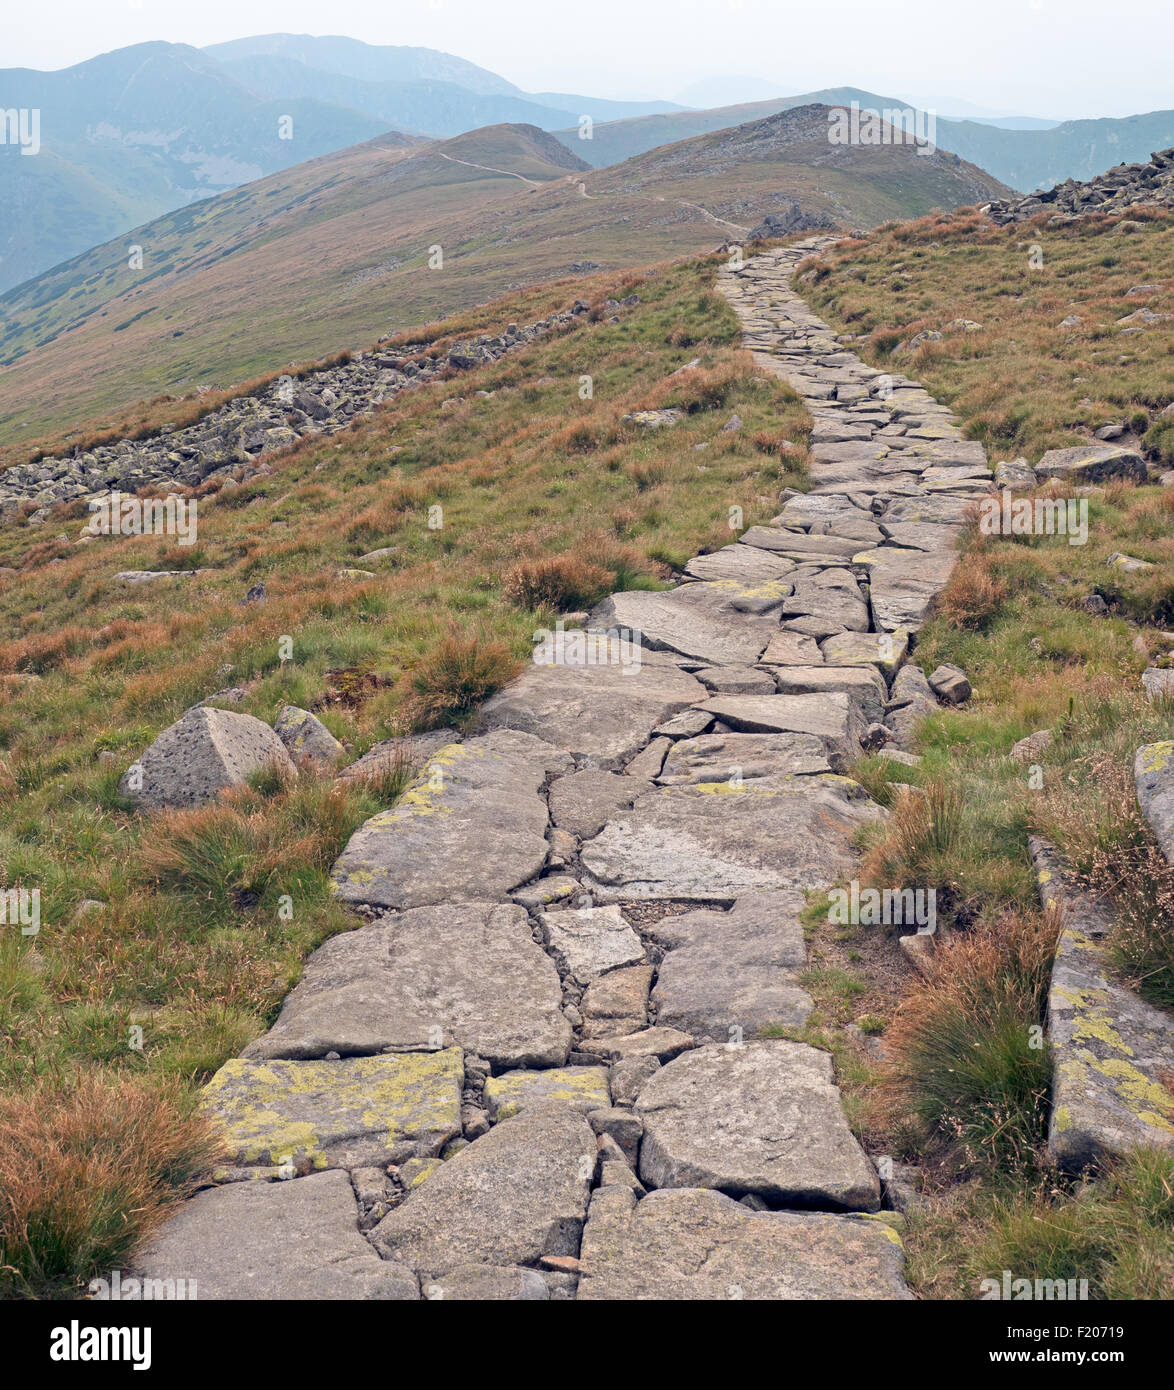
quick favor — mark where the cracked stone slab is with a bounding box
[759,629,824,666]
[696,692,864,768]
[577,1187,910,1300]
[852,546,958,631]
[657,730,829,786]
[588,588,777,667]
[485,1067,611,1121]
[422,1265,549,1300]
[133,1170,420,1300]
[540,904,646,983]
[330,729,570,908]
[1031,839,1174,1168]
[636,1041,881,1210]
[242,902,571,1069]
[201,1050,464,1171]
[649,893,813,1038]
[781,581,870,633]
[478,641,704,768]
[820,629,909,675]
[371,1103,596,1277]
[683,544,795,585]
[580,777,879,901]
[769,666,887,724]
[549,768,652,839]
[739,527,863,562]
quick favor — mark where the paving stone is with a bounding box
[657,730,828,786]
[548,769,651,839]
[852,546,958,631]
[242,902,571,1069]
[819,629,909,675]
[331,729,570,908]
[581,966,654,1025]
[585,1026,695,1061]
[781,581,870,632]
[202,1051,463,1171]
[758,629,824,666]
[649,893,812,1039]
[928,662,971,704]
[540,904,646,983]
[371,1103,596,1277]
[623,736,671,779]
[694,666,777,695]
[133,1170,420,1300]
[683,545,795,584]
[770,666,887,723]
[580,777,879,901]
[695,693,864,767]
[740,527,863,562]
[478,642,704,768]
[577,1187,911,1300]
[636,1041,881,1210]
[877,520,960,552]
[587,589,773,666]
[485,1068,611,1121]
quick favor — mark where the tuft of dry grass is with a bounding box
[0,1074,223,1299]
[502,553,613,612]
[399,631,522,731]
[876,907,1061,1170]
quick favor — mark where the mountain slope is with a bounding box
[0,42,400,294]
[0,108,1005,451]
[559,90,1174,192]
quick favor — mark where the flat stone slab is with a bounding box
[1136,741,1174,866]
[759,629,824,666]
[372,1104,596,1277]
[683,545,795,585]
[770,666,887,724]
[330,729,569,908]
[581,965,653,1031]
[242,902,571,1069]
[580,778,879,901]
[1031,839,1174,1168]
[202,1051,463,1170]
[820,629,909,675]
[657,731,829,786]
[780,580,870,632]
[548,769,651,839]
[696,693,863,768]
[740,527,863,562]
[878,521,960,553]
[540,904,646,983]
[577,1187,910,1300]
[485,1067,611,1121]
[119,706,295,810]
[882,493,979,525]
[649,893,813,1038]
[587,589,774,667]
[479,641,704,768]
[852,546,957,631]
[133,1170,419,1300]
[1036,444,1146,484]
[636,1041,881,1210]
[422,1265,548,1301]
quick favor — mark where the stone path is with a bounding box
[134,239,992,1300]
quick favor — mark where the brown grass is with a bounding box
[502,553,613,612]
[0,1074,223,1298]
[399,631,523,731]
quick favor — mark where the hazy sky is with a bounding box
[6,0,1173,121]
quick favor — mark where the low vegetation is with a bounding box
[0,252,812,1296]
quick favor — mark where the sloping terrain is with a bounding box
[0,42,398,294]
[0,107,1006,454]
[558,90,1174,194]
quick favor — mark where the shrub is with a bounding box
[0,1075,222,1298]
[400,632,521,730]
[502,554,612,612]
[879,907,1060,1168]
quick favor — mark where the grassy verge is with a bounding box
[0,251,813,1296]
[790,211,1174,1298]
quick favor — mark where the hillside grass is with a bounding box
[0,252,813,1297]
[802,206,1174,462]
[789,207,1174,1297]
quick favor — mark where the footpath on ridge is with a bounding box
[132,239,996,1300]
